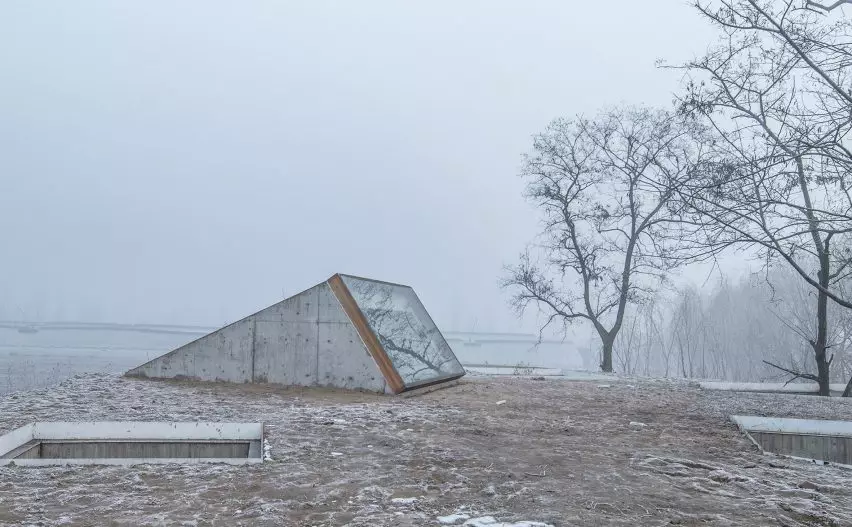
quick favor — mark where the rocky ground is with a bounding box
[0,373,851,526]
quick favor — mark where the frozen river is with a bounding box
[0,328,198,394]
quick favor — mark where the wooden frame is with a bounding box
[327,274,406,394]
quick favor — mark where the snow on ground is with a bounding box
[700,381,849,393]
[1,373,852,525]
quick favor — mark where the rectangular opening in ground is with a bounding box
[732,415,852,466]
[0,422,263,466]
[5,439,255,460]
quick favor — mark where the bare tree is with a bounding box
[674,0,852,394]
[614,308,641,375]
[806,0,852,13]
[609,268,851,384]
[671,286,710,378]
[504,106,708,372]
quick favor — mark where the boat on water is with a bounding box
[16,326,38,334]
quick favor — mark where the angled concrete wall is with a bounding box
[126,282,389,393]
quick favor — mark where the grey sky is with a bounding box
[0,1,721,332]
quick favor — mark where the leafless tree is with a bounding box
[670,287,711,378]
[504,106,709,372]
[614,309,641,375]
[673,0,852,394]
[805,0,852,13]
[609,268,852,384]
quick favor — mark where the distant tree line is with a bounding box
[606,265,852,385]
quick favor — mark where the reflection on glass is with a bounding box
[341,275,465,386]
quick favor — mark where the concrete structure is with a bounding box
[703,382,849,396]
[126,274,466,394]
[0,422,263,466]
[732,415,852,466]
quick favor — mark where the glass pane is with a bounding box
[340,275,465,387]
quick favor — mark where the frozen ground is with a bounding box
[1,374,852,526]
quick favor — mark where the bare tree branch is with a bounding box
[763,360,821,384]
[806,0,852,13]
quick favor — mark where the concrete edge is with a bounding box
[0,457,263,467]
[0,422,265,463]
[731,415,852,438]
[703,382,848,393]
[729,415,764,454]
[400,379,462,398]
[31,422,264,441]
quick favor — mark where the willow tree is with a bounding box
[505,106,709,372]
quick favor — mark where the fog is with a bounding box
[0,1,721,332]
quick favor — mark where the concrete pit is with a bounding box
[733,415,852,466]
[0,422,263,466]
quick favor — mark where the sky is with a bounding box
[0,1,729,333]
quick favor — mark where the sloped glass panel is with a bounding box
[340,275,465,388]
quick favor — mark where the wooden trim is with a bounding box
[401,379,463,398]
[327,274,405,394]
[400,371,466,393]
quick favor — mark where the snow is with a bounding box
[732,415,852,437]
[2,373,852,525]
[436,511,553,527]
[700,381,848,393]
[390,497,418,505]
[463,367,563,377]
[461,516,553,527]
[556,370,619,381]
[438,513,471,524]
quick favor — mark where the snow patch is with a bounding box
[700,381,847,393]
[438,513,471,524]
[461,516,553,527]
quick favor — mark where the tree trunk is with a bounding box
[814,266,831,397]
[601,337,614,372]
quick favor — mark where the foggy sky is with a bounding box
[0,1,722,332]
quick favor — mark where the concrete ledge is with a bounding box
[4,457,261,466]
[0,422,264,466]
[702,382,848,394]
[732,415,852,466]
[31,421,263,441]
[732,415,852,438]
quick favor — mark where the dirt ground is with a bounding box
[1,373,852,526]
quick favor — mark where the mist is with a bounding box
[0,1,719,332]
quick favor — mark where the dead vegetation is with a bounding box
[1,374,852,526]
